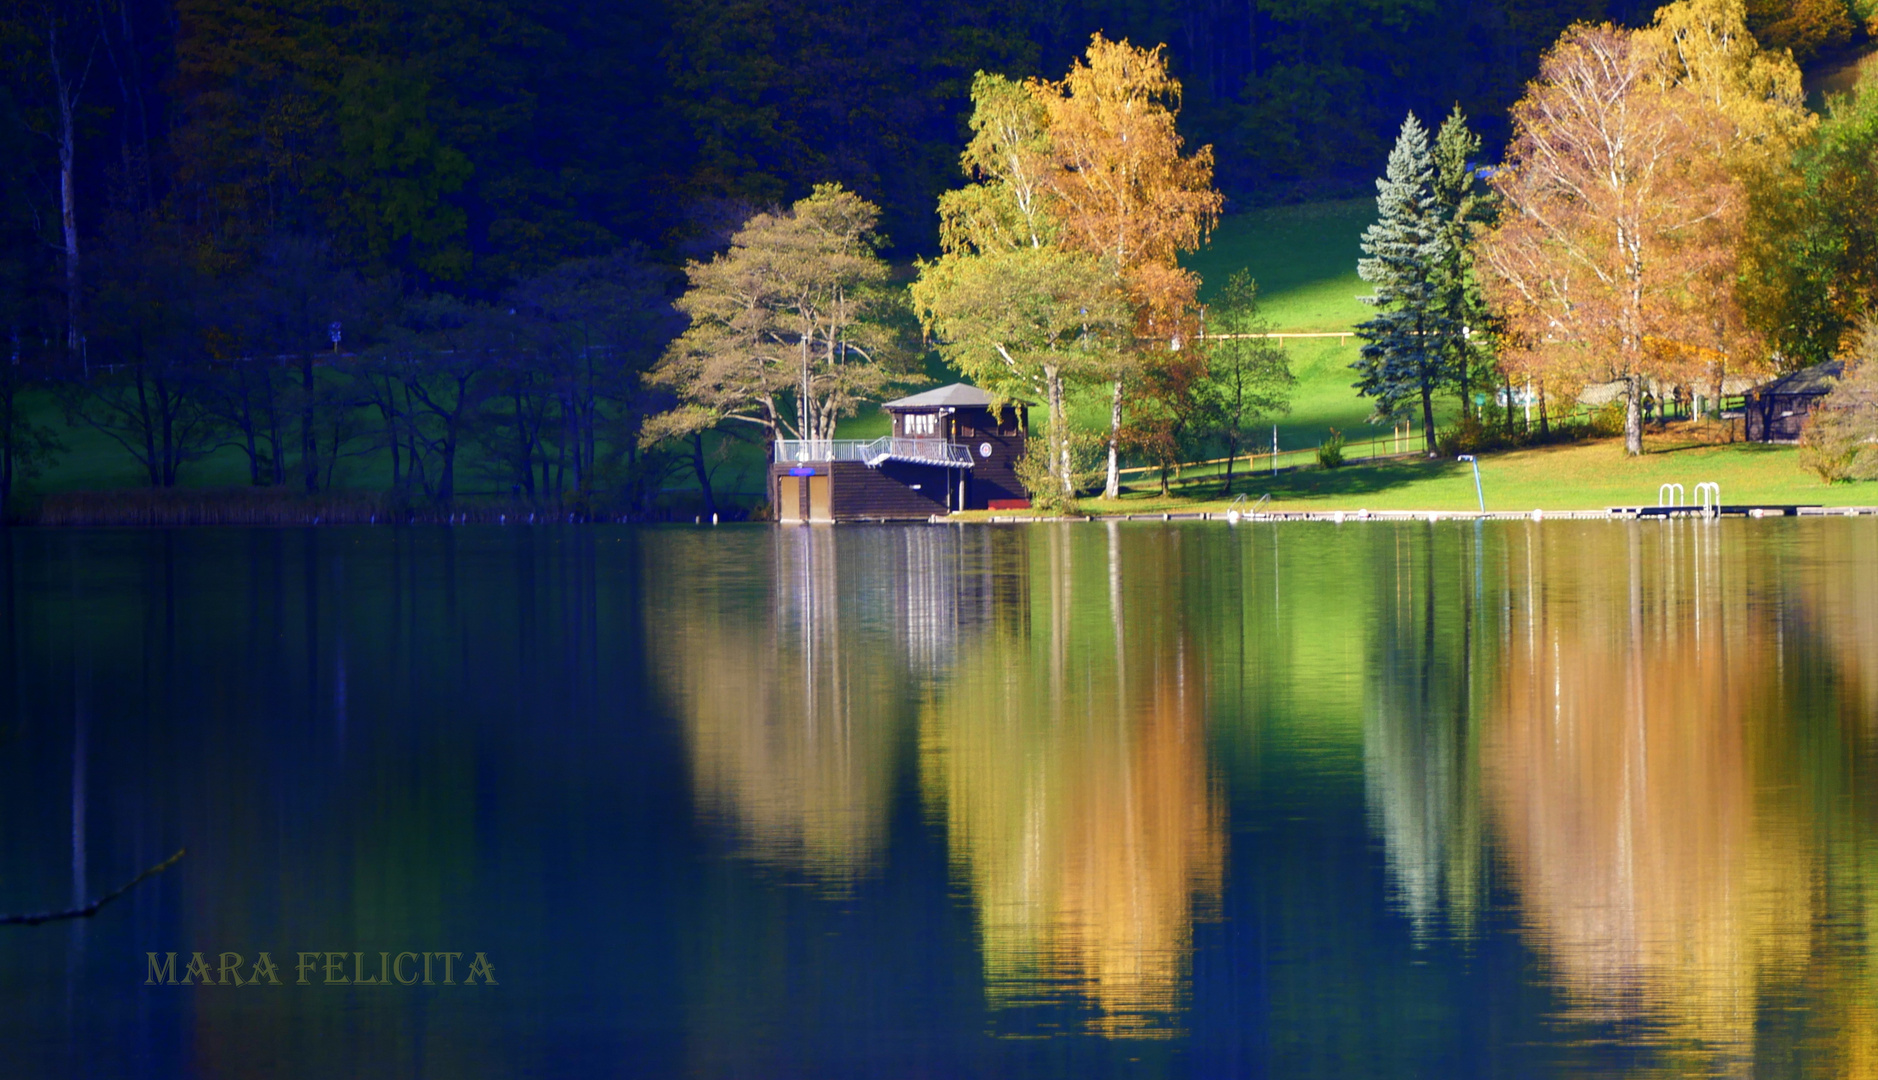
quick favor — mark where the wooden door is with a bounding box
[808,475,832,522]
[777,476,803,523]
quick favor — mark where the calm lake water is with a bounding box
[5,520,1878,1078]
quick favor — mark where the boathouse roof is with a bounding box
[882,383,1005,410]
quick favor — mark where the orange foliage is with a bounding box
[1484,526,1811,1062]
[1035,35,1222,341]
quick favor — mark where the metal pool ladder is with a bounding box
[1695,482,1721,518]
[1227,493,1271,524]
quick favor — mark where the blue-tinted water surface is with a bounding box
[4,520,1877,1078]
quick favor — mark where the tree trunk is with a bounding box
[1420,380,1437,456]
[1046,366,1071,497]
[55,53,82,366]
[691,431,716,516]
[1624,372,1644,456]
[1103,377,1123,498]
[301,355,317,493]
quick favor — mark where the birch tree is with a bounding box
[1477,23,1744,456]
[912,246,1127,500]
[1037,35,1222,498]
[913,71,1127,499]
[1,4,100,363]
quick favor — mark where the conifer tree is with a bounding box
[1429,107,1497,427]
[1353,113,1455,455]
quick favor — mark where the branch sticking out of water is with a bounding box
[0,849,187,927]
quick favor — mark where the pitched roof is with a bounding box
[1756,360,1843,396]
[882,383,1001,409]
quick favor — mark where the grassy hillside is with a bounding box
[1189,197,1373,330]
[21,194,1878,511]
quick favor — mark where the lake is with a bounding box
[5,520,1878,1078]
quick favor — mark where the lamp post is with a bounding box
[1458,454,1484,512]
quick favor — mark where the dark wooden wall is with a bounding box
[831,462,952,520]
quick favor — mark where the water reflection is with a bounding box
[1362,526,1485,940]
[919,526,1225,1036]
[21,522,1878,1076]
[1484,523,1812,1072]
[647,528,906,886]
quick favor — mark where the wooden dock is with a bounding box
[949,506,1878,524]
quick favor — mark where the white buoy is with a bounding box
[1227,510,1241,525]
[1532,508,1543,521]
[1333,512,1345,524]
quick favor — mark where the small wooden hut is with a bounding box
[769,384,1029,523]
[1746,360,1842,442]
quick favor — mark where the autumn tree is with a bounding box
[648,185,908,459]
[915,72,1121,500]
[1743,59,1877,366]
[1743,0,1857,63]
[1478,23,1747,456]
[1036,34,1222,499]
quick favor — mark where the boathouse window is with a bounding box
[905,413,937,436]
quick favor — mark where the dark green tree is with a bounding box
[1429,106,1500,426]
[1199,271,1293,495]
[1353,113,1456,456]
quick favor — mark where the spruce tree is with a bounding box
[1353,113,1455,456]
[1430,106,1498,429]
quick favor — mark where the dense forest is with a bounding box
[0,0,1873,513]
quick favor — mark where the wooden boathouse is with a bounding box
[770,384,1029,522]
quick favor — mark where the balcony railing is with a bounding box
[774,437,976,468]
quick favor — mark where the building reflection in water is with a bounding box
[919,524,1225,1036]
[648,526,1027,888]
[1483,522,1813,1074]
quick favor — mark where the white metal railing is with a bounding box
[773,437,976,468]
[774,439,880,464]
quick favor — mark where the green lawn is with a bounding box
[19,195,1867,512]
[1033,434,1878,516]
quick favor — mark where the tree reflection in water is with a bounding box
[1484,522,1813,1074]
[920,524,1225,1037]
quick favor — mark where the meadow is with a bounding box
[14,194,1876,517]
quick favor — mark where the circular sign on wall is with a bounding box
[979,442,993,459]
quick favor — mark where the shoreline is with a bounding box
[7,488,1874,528]
[947,505,1872,524]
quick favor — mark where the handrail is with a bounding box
[1694,481,1721,518]
[773,437,975,468]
